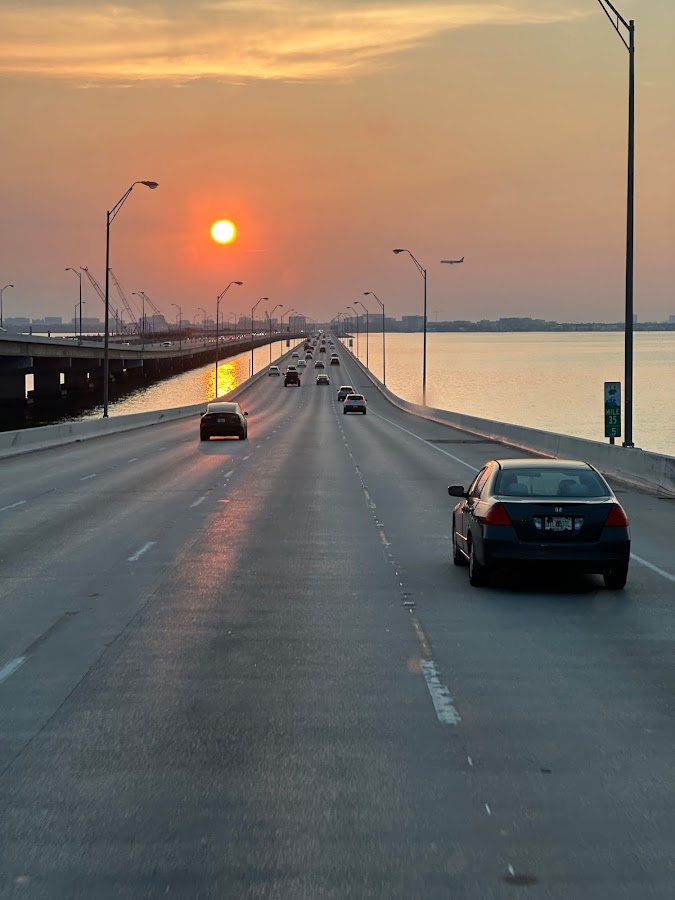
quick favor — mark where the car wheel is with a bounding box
[452,530,467,567]
[468,541,489,587]
[362,410,367,415]
[200,434,209,441]
[603,564,628,590]
[239,431,247,440]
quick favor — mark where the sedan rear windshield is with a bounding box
[494,468,610,498]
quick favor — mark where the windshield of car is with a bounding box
[495,467,610,498]
[347,394,364,401]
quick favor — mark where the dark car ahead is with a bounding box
[337,385,355,401]
[448,458,630,589]
[200,401,248,441]
[284,370,301,387]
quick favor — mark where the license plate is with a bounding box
[217,417,227,423]
[545,516,573,532]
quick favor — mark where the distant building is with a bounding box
[402,315,424,331]
[44,316,63,325]
[669,315,675,324]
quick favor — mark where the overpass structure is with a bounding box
[0,330,292,406]
[0,339,673,896]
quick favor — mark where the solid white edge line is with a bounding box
[420,659,461,725]
[368,409,476,470]
[0,656,27,684]
[0,501,27,513]
[127,541,156,562]
[630,553,675,584]
[190,496,207,508]
[368,408,675,588]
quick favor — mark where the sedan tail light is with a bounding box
[481,503,513,526]
[604,504,629,527]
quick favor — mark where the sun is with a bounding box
[210,219,237,244]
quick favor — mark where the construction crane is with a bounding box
[109,269,140,334]
[80,267,124,334]
[134,291,168,332]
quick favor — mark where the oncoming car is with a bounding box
[448,458,630,589]
[200,402,248,441]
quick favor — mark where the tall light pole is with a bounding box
[597,0,635,448]
[364,292,386,385]
[267,304,283,365]
[103,180,158,417]
[393,248,428,403]
[214,281,243,398]
[65,269,83,342]
[355,300,369,370]
[347,306,359,358]
[132,290,147,343]
[198,306,207,342]
[172,303,182,349]
[251,297,268,377]
[0,284,14,329]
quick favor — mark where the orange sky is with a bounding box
[1,1,673,324]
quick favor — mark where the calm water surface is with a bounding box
[344,332,674,457]
[18,333,674,457]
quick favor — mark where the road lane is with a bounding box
[0,343,673,898]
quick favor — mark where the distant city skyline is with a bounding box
[1,2,673,323]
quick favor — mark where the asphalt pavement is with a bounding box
[0,343,673,899]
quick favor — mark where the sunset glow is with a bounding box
[210,220,237,245]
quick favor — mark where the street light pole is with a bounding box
[251,297,268,377]
[267,304,283,365]
[132,291,147,344]
[65,269,83,342]
[103,180,158,417]
[364,292,386,385]
[597,0,635,448]
[171,303,182,349]
[347,306,359,358]
[355,300,369,370]
[198,306,207,343]
[214,281,243,398]
[393,249,427,404]
[0,284,14,329]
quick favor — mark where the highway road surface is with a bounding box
[0,345,674,899]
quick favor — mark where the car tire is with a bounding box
[452,530,467,567]
[468,541,489,587]
[603,564,628,590]
[239,431,247,440]
[362,410,367,415]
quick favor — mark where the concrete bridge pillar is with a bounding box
[63,367,91,393]
[0,374,27,406]
[32,370,63,400]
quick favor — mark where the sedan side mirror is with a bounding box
[244,411,249,416]
[448,485,466,497]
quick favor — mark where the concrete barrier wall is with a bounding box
[345,348,675,498]
[4,339,674,498]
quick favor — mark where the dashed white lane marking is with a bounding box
[80,474,97,481]
[508,865,516,877]
[127,541,156,562]
[0,501,26,513]
[0,656,27,685]
[420,659,461,725]
[128,458,139,462]
[242,455,251,461]
[467,756,474,767]
[631,553,675,584]
[485,803,492,816]
[156,447,167,451]
[224,469,235,478]
[190,496,207,508]
[368,410,476,470]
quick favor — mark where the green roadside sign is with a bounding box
[604,382,621,439]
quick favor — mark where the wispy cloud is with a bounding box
[0,1,589,84]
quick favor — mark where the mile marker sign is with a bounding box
[604,382,621,440]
